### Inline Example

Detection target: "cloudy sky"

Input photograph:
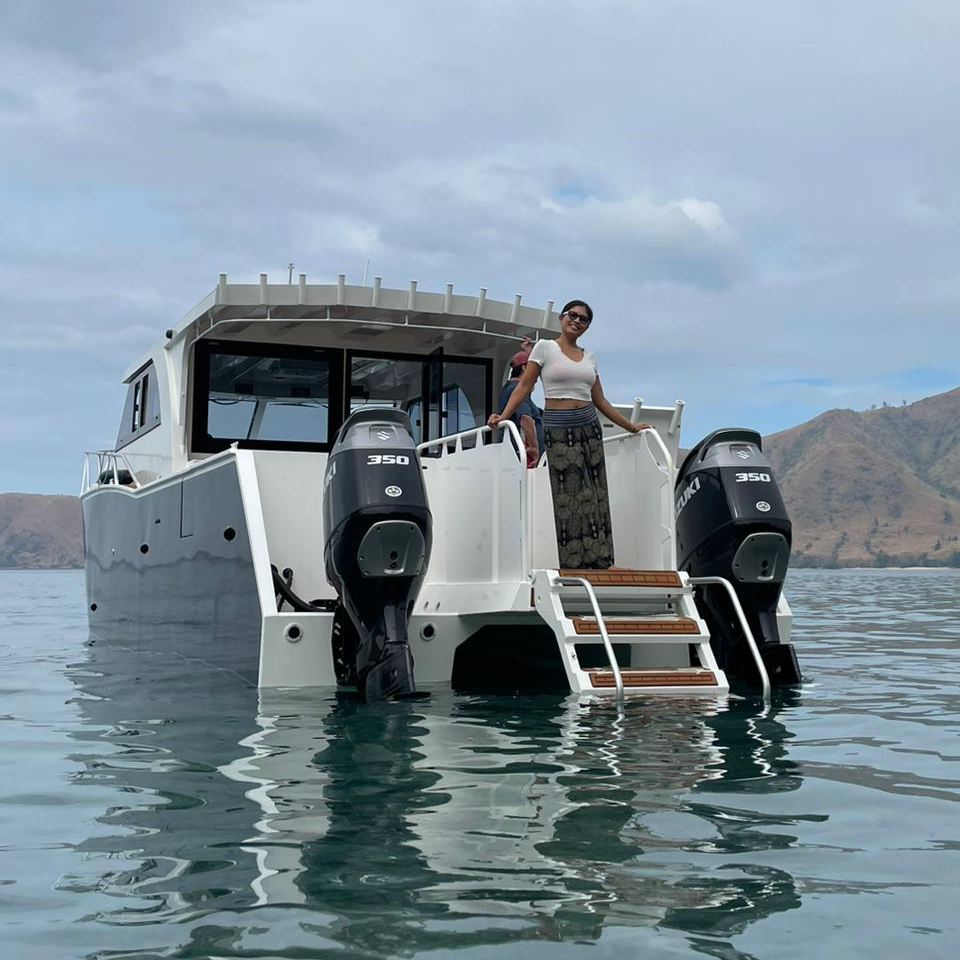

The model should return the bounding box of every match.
[2,0,957,494]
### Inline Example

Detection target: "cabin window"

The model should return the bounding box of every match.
[116,363,161,449]
[130,373,149,431]
[131,380,142,431]
[193,340,341,452]
[348,352,490,445]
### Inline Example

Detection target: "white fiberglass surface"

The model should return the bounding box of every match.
[605,433,675,570]
[421,439,526,585]
[251,450,333,602]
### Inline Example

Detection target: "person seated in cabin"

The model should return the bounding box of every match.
[488,300,650,570]
[498,349,543,468]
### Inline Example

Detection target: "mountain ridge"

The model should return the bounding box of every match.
[0,493,84,569]
[764,387,960,567]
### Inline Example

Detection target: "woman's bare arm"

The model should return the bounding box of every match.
[591,378,650,433]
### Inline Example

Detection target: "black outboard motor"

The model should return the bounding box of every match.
[675,428,802,688]
[323,409,432,701]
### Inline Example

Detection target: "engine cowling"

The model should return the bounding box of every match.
[323,409,432,700]
[676,428,801,688]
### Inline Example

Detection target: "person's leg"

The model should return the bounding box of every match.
[543,424,584,568]
[578,419,614,569]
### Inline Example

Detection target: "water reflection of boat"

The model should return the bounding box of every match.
[67,647,804,950]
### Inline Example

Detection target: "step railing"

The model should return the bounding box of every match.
[80,450,143,494]
[688,576,771,701]
[553,574,624,701]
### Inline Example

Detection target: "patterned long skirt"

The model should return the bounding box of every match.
[542,405,614,569]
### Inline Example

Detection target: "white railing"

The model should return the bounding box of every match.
[417,421,529,582]
[80,450,143,494]
[603,426,674,475]
[417,419,524,459]
[417,422,678,579]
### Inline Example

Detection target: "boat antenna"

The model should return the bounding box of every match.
[361,258,370,286]
[288,262,294,284]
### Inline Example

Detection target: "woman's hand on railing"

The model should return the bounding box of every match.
[626,421,652,433]
[487,413,503,428]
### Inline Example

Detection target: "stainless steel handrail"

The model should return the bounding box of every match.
[554,575,624,702]
[688,575,771,701]
[81,450,143,493]
[603,426,674,475]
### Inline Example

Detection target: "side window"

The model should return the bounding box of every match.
[117,364,160,449]
[130,375,149,431]
[139,374,149,428]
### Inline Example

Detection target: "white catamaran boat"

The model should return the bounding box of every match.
[82,274,801,699]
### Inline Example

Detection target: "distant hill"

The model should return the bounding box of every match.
[1,387,958,569]
[0,494,83,569]
[764,387,960,567]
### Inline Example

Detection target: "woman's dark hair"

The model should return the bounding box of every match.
[561,299,593,323]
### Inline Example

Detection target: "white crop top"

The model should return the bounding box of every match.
[528,339,598,401]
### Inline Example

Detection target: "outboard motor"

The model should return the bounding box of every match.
[323,409,432,700]
[675,428,802,688]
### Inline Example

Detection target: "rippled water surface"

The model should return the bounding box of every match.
[1,569,958,959]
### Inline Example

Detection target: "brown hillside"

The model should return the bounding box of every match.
[0,494,83,569]
[765,388,960,567]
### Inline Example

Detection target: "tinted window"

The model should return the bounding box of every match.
[349,353,489,445]
[194,343,337,452]
[349,356,429,442]
[116,363,161,449]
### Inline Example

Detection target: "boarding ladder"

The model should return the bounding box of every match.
[533,568,729,697]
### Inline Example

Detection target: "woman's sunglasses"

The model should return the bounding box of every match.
[563,310,591,326]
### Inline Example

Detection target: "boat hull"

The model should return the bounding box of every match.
[83,460,263,680]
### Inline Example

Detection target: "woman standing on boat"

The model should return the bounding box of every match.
[487,300,647,569]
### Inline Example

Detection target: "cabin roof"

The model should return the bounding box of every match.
[124,274,562,381]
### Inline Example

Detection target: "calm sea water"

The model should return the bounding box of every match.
[0,569,958,960]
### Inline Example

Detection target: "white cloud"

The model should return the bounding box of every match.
[1,0,959,491]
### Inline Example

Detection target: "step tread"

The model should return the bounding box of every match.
[587,668,718,688]
[572,615,700,636]
[558,569,683,588]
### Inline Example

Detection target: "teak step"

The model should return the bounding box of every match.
[559,569,683,588]
[572,616,700,635]
[588,669,718,688]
